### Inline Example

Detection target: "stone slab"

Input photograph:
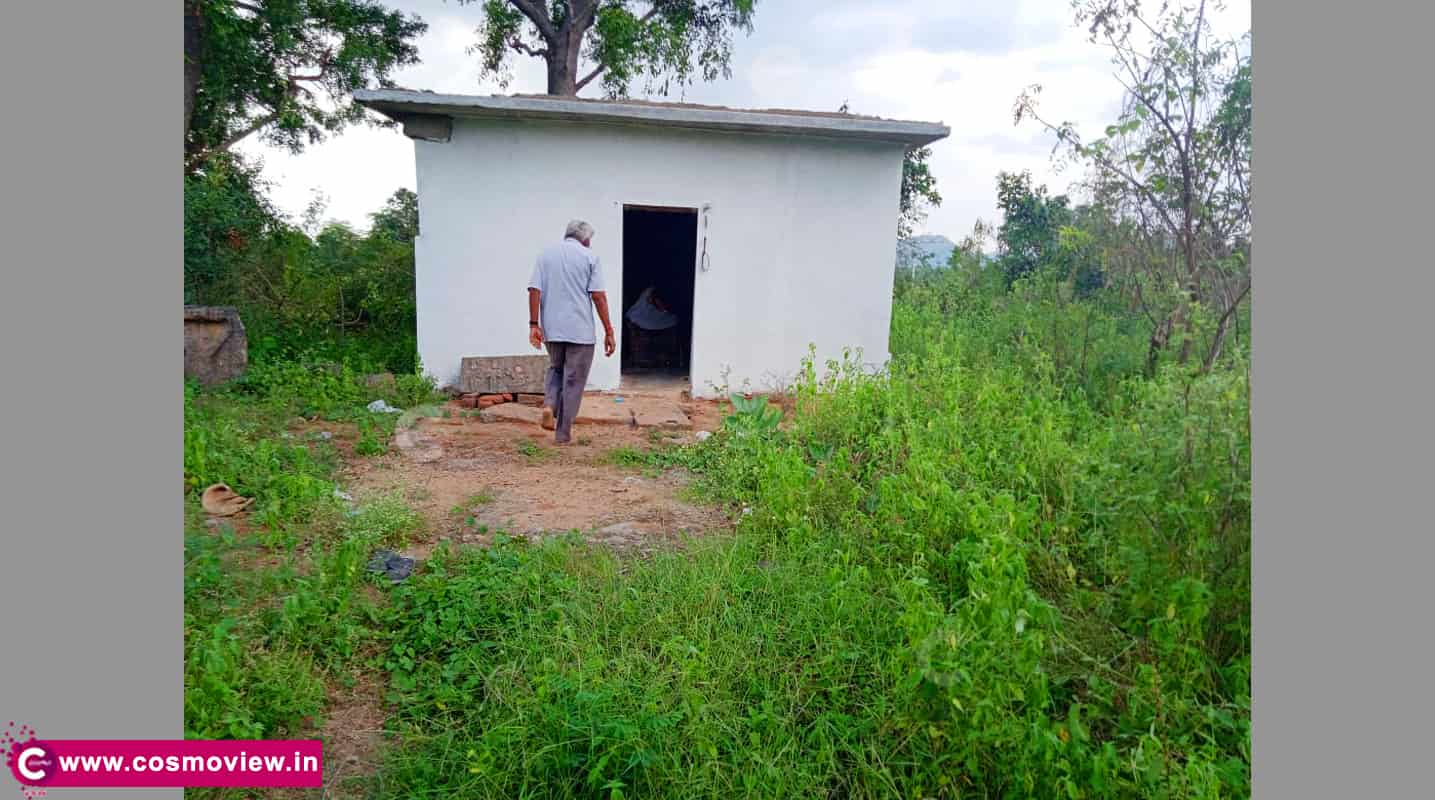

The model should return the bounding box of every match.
[481,403,543,424]
[184,305,247,386]
[481,394,690,429]
[583,395,692,428]
[460,355,549,394]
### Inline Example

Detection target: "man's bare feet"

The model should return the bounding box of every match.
[541,407,556,431]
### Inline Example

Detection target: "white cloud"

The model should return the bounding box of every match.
[236,0,1250,241]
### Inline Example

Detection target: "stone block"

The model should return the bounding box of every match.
[460,355,549,394]
[184,306,247,386]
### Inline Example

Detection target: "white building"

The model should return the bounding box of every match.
[355,90,949,399]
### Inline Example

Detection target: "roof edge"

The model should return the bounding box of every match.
[354,89,950,147]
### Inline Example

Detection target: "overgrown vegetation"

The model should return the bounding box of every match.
[183,365,437,754]
[183,2,1249,796]
[183,238,1249,798]
[363,260,1248,797]
[185,154,423,372]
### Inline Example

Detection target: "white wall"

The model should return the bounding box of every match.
[413,117,905,399]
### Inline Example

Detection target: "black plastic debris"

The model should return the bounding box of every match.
[366,549,415,583]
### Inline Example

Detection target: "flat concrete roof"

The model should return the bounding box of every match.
[353,89,950,147]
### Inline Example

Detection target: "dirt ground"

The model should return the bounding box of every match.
[342,382,732,559]
[264,380,734,797]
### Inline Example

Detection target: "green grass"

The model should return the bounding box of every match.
[367,269,1250,798]
[517,439,553,461]
[183,361,442,795]
[185,269,1249,798]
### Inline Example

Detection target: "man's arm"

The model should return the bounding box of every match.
[591,291,616,357]
[528,288,543,349]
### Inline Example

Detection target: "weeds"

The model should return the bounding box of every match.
[186,266,1249,798]
[517,439,552,461]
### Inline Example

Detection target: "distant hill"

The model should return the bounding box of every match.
[895,234,956,269]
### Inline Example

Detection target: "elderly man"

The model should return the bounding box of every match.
[527,220,616,444]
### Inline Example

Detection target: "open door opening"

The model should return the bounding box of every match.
[620,205,697,385]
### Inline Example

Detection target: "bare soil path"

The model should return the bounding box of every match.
[282,380,732,797]
[342,380,732,559]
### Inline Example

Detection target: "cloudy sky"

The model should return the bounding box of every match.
[237,0,1250,241]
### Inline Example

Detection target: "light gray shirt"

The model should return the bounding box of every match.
[528,237,606,345]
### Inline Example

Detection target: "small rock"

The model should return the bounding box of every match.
[333,489,354,502]
[317,431,333,441]
[366,549,415,583]
[597,521,643,537]
[695,430,713,442]
[367,399,402,414]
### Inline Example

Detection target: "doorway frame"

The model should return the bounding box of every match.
[612,199,706,390]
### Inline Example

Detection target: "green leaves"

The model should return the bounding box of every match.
[727,392,782,433]
[900,146,942,239]
[186,0,427,166]
[463,0,757,97]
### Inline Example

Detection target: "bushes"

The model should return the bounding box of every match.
[367,301,1248,798]
[186,155,422,374]
[183,359,435,751]
[180,235,1247,795]
[370,254,1247,796]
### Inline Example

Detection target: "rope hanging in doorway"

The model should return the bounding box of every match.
[699,204,712,272]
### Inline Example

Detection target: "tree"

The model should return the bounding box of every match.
[461,0,757,97]
[899,146,942,240]
[184,153,286,304]
[994,171,1073,284]
[1014,0,1251,375]
[184,0,427,171]
[369,188,419,243]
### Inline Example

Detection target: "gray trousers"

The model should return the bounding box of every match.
[544,341,595,442]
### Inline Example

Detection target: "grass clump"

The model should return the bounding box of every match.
[366,269,1249,798]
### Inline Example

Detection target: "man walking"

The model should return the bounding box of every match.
[527,220,616,444]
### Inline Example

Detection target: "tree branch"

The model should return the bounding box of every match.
[1188,0,1209,143]
[1201,276,1250,374]
[216,111,281,154]
[509,0,558,42]
[571,0,602,29]
[232,0,264,14]
[509,37,548,58]
[575,63,605,91]
[573,5,656,93]
[1023,103,1182,237]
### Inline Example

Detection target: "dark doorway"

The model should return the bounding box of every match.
[620,206,697,378]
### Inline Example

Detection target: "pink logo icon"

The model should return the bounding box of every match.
[3,723,48,799]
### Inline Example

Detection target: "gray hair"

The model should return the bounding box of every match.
[564,219,595,242]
